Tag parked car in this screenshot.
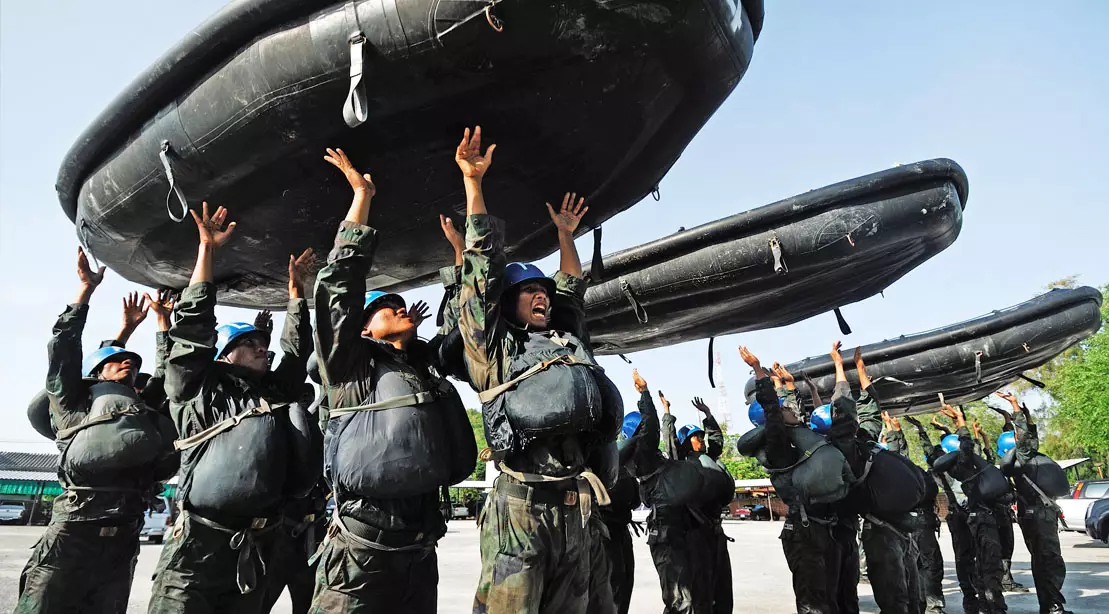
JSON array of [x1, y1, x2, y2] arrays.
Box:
[[1085, 498, 1109, 543], [0, 503, 26, 525], [140, 497, 172, 544], [732, 507, 752, 520], [452, 505, 471, 519], [750, 504, 772, 521], [1056, 480, 1109, 533]]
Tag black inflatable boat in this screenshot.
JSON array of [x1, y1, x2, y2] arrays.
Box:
[[57, 0, 762, 308], [749, 286, 1104, 415], [584, 159, 968, 355]]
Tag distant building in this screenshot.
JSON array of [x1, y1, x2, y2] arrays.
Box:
[[0, 451, 61, 525]]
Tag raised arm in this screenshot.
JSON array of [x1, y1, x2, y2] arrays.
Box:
[[46, 247, 105, 429], [455, 127, 509, 392], [139, 289, 176, 410], [829, 341, 859, 428], [854, 347, 883, 441], [693, 397, 725, 460], [267, 249, 315, 399], [166, 204, 235, 406], [547, 192, 588, 279], [883, 411, 909, 458], [659, 390, 680, 461], [631, 370, 663, 475], [998, 392, 1039, 459], [905, 415, 938, 458], [742, 346, 798, 469], [772, 363, 802, 417]]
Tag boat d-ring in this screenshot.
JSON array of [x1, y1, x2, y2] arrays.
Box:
[[485, 4, 504, 32]]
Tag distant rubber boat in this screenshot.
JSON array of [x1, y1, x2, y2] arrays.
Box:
[[56, 0, 763, 307], [747, 286, 1104, 414], [584, 159, 968, 355]]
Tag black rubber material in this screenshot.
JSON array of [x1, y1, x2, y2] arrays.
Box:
[[584, 159, 969, 355], [761, 286, 1103, 415], [56, 0, 761, 308]]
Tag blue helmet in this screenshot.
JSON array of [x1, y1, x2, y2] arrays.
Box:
[[505, 263, 555, 294], [748, 400, 766, 426], [677, 424, 705, 446], [996, 431, 1016, 459], [82, 346, 142, 378], [215, 323, 270, 359], [809, 403, 833, 434], [364, 290, 405, 318], [940, 434, 961, 454], [621, 412, 643, 440]]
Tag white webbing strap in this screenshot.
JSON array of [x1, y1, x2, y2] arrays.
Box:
[[477, 353, 588, 404], [498, 463, 611, 527], [173, 399, 284, 452], [328, 391, 437, 418]]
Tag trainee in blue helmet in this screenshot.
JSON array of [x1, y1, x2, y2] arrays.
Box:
[[19, 249, 180, 613], [996, 431, 1016, 459], [452, 126, 624, 612], [147, 203, 322, 612], [306, 147, 477, 612]]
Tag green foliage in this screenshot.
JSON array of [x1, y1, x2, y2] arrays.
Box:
[[467, 409, 487, 481], [1035, 283, 1109, 467], [719, 421, 767, 479]]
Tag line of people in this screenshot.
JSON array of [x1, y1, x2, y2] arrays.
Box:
[[735, 342, 1073, 614], [18, 123, 1072, 614]]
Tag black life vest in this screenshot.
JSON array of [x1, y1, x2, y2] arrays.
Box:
[[1000, 449, 1070, 500], [855, 445, 927, 517], [482, 329, 621, 456], [737, 425, 854, 506], [326, 345, 477, 500], [934, 450, 1010, 504], [58, 381, 177, 486]]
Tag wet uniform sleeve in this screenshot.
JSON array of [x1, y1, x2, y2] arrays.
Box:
[[458, 214, 509, 392], [979, 428, 996, 464], [436, 265, 463, 334], [886, 429, 909, 458], [757, 377, 798, 470], [702, 413, 725, 461], [956, 425, 976, 459], [634, 390, 663, 476], [855, 385, 883, 443], [914, 423, 937, 459], [266, 297, 312, 401], [777, 385, 802, 418], [45, 304, 90, 431], [551, 271, 590, 347], [662, 413, 680, 461], [165, 282, 218, 410], [1013, 412, 1038, 462], [313, 221, 379, 383], [140, 331, 172, 411]]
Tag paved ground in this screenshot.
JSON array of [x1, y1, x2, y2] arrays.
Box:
[[1, 520, 1106, 613]]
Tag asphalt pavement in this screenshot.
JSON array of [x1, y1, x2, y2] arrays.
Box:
[[1, 520, 1106, 613]]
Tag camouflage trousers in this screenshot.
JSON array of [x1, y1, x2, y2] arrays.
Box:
[[967, 507, 1007, 614], [601, 519, 634, 614], [914, 521, 946, 614], [147, 512, 290, 614], [780, 517, 856, 614], [261, 520, 322, 614], [307, 527, 438, 613], [473, 476, 613, 614], [861, 517, 920, 614], [1019, 505, 1067, 613], [16, 518, 141, 614]]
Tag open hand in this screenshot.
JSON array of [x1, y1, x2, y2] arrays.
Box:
[[144, 289, 176, 331], [324, 148, 375, 197], [455, 126, 495, 179], [546, 192, 589, 235], [77, 247, 106, 288], [771, 362, 794, 383], [439, 215, 464, 254], [692, 397, 712, 415], [288, 248, 316, 299], [121, 292, 150, 331], [632, 369, 648, 393], [408, 300, 431, 327], [658, 391, 672, 414], [738, 346, 762, 371], [830, 341, 843, 365], [254, 309, 274, 334], [190, 202, 236, 249]]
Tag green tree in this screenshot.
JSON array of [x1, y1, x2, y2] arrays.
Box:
[[720, 421, 768, 479]]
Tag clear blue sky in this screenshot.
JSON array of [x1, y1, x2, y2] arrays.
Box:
[[2, 1, 1106, 453]]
